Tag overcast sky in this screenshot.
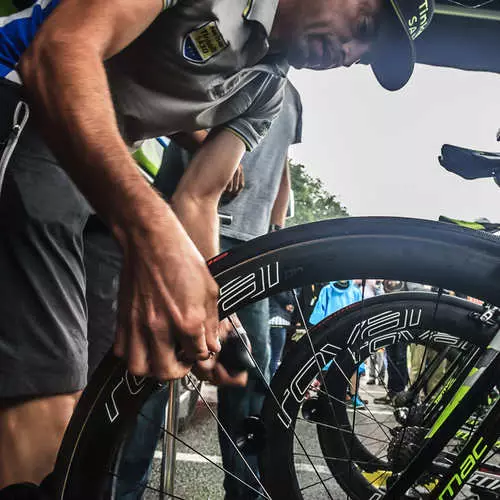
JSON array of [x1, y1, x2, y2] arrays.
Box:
[[288, 64, 500, 222]]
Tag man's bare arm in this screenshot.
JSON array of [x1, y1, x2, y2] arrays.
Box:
[[170, 130, 249, 387], [19, 0, 221, 378], [169, 130, 245, 198], [20, 0, 165, 230], [170, 130, 246, 259], [270, 159, 291, 228]]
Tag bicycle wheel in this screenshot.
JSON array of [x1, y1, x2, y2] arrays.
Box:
[[47, 217, 500, 499], [260, 292, 496, 499]]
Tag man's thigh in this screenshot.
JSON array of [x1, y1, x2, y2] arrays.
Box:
[[0, 392, 81, 488], [84, 217, 123, 379], [0, 83, 92, 399]]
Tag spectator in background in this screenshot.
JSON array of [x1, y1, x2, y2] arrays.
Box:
[[309, 281, 365, 408], [309, 281, 362, 325], [374, 280, 409, 405], [406, 282, 447, 395], [355, 280, 386, 385], [269, 291, 296, 377]]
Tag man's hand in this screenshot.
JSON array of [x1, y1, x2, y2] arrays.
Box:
[[192, 357, 248, 387], [113, 205, 221, 380], [224, 164, 245, 199], [192, 315, 249, 387]]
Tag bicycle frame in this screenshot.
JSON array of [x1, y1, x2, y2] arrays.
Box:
[[384, 325, 500, 499]]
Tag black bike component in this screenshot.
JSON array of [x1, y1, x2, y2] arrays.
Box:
[[439, 144, 500, 180], [235, 416, 267, 455], [384, 334, 500, 499], [388, 427, 428, 473], [394, 390, 418, 408], [395, 403, 426, 427], [218, 331, 254, 375], [48, 217, 500, 499], [301, 398, 324, 423]]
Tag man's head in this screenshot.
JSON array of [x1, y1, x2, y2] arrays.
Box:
[[272, 0, 434, 90]]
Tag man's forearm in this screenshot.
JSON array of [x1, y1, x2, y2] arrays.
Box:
[[170, 130, 246, 259], [270, 159, 291, 228], [172, 196, 220, 259], [19, 0, 169, 240]]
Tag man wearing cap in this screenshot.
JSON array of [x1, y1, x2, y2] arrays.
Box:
[[0, 0, 435, 490]]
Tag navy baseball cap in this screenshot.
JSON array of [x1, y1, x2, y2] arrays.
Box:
[[370, 0, 435, 91]]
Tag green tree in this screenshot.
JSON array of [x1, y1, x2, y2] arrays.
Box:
[[287, 160, 348, 226]]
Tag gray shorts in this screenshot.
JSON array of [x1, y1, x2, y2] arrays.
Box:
[[0, 81, 119, 398]]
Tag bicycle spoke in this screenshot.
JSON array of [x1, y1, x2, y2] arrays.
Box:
[[186, 373, 272, 500], [295, 416, 390, 445], [298, 475, 337, 494], [127, 399, 269, 499], [314, 386, 394, 435], [228, 312, 336, 499], [104, 468, 187, 500]]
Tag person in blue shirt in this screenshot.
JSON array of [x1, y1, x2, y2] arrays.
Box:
[[309, 281, 362, 326], [309, 281, 365, 408]]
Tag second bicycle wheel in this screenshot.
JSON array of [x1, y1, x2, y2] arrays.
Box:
[[260, 292, 497, 500]]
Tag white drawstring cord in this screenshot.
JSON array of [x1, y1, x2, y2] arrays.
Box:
[[0, 100, 30, 196]]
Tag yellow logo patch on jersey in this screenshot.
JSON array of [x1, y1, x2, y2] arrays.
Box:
[[183, 21, 229, 64]]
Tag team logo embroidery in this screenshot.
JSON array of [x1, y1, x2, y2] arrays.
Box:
[[183, 21, 229, 63]]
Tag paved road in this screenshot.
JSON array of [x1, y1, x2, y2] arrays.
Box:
[[141, 380, 395, 500]]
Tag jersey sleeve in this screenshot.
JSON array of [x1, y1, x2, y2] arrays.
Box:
[[222, 74, 286, 152], [285, 81, 303, 145]]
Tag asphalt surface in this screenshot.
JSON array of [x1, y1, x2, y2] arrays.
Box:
[[141, 380, 395, 500]]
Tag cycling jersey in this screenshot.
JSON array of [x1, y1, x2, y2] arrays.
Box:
[[0, 0, 287, 151], [0, 0, 59, 83]]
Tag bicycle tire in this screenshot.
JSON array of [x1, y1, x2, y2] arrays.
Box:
[[48, 217, 500, 499]]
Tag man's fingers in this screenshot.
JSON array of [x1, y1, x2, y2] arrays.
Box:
[[148, 314, 193, 380], [204, 298, 221, 354], [236, 168, 244, 194], [127, 323, 150, 376], [176, 324, 210, 362], [240, 169, 245, 190], [225, 177, 234, 194], [191, 359, 248, 387], [153, 346, 192, 381], [114, 265, 133, 358], [191, 356, 217, 381]]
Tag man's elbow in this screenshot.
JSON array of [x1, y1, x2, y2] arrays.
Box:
[[172, 175, 228, 209], [171, 185, 220, 217], [19, 31, 86, 91]]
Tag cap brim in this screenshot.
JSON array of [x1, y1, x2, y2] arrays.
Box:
[[371, 0, 416, 91]]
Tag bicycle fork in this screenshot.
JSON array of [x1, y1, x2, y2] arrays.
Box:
[[384, 323, 500, 499]]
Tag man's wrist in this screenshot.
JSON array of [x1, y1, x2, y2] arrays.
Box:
[[109, 180, 175, 245], [269, 223, 283, 232]]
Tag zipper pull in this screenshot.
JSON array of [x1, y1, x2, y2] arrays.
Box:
[[0, 100, 30, 194]]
